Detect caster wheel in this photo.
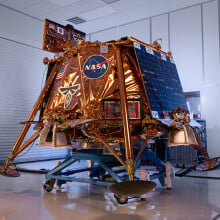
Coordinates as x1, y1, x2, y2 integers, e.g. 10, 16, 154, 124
43, 179, 55, 192
114, 194, 128, 204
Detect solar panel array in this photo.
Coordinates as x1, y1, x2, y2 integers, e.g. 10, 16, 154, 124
134, 42, 187, 117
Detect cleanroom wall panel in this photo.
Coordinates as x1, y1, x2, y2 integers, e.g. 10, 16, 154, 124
90, 26, 120, 42
169, 5, 203, 92
201, 0, 220, 158
202, 86, 220, 157
202, 0, 220, 86
91, 19, 150, 43
152, 14, 169, 52
119, 19, 150, 44
0, 41, 68, 163
0, 4, 68, 163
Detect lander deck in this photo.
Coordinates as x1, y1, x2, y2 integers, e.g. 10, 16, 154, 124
0, 19, 217, 204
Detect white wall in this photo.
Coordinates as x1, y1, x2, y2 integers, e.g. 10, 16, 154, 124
91, 26, 120, 42
90, 0, 220, 158
1, 1, 219, 158
202, 0, 220, 157
0, 4, 67, 163
91, 19, 150, 43
170, 5, 203, 91
152, 14, 169, 52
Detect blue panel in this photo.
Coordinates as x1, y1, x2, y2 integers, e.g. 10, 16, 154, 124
134, 43, 187, 117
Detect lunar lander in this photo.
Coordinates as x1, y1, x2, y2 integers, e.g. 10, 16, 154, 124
0, 19, 219, 204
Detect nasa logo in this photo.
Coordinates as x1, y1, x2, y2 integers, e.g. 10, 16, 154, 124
83, 55, 112, 79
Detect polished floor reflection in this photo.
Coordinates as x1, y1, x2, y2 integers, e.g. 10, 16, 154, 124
0, 161, 220, 220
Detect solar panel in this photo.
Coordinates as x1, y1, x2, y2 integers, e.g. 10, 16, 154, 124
134, 42, 187, 117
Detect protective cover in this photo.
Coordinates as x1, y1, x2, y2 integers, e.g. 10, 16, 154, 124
39, 37, 187, 147
42, 40, 151, 123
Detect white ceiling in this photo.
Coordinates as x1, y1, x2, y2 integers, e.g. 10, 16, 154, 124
1, 0, 211, 34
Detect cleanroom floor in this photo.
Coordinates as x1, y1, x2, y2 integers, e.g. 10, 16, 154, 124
0, 160, 220, 220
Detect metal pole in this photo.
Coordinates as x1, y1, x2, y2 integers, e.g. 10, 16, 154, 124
91, 129, 125, 166
193, 128, 209, 161
116, 46, 134, 180
77, 52, 87, 118
134, 136, 152, 166
14, 130, 41, 157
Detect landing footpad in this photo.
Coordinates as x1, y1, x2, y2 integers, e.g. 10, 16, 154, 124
0, 165, 20, 177
196, 157, 220, 171
109, 180, 157, 198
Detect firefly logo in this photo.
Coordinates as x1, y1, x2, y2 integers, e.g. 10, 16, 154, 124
58, 82, 80, 109
83, 55, 112, 79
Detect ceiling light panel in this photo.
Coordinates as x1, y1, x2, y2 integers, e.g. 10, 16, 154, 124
80, 5, 118, 20
22, 1, 59, 17
1, 0, 41, 10
38, 0, 106, 21
109, 0, 154, 11
48, 0, 80, 7
0, 0, 9, 3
